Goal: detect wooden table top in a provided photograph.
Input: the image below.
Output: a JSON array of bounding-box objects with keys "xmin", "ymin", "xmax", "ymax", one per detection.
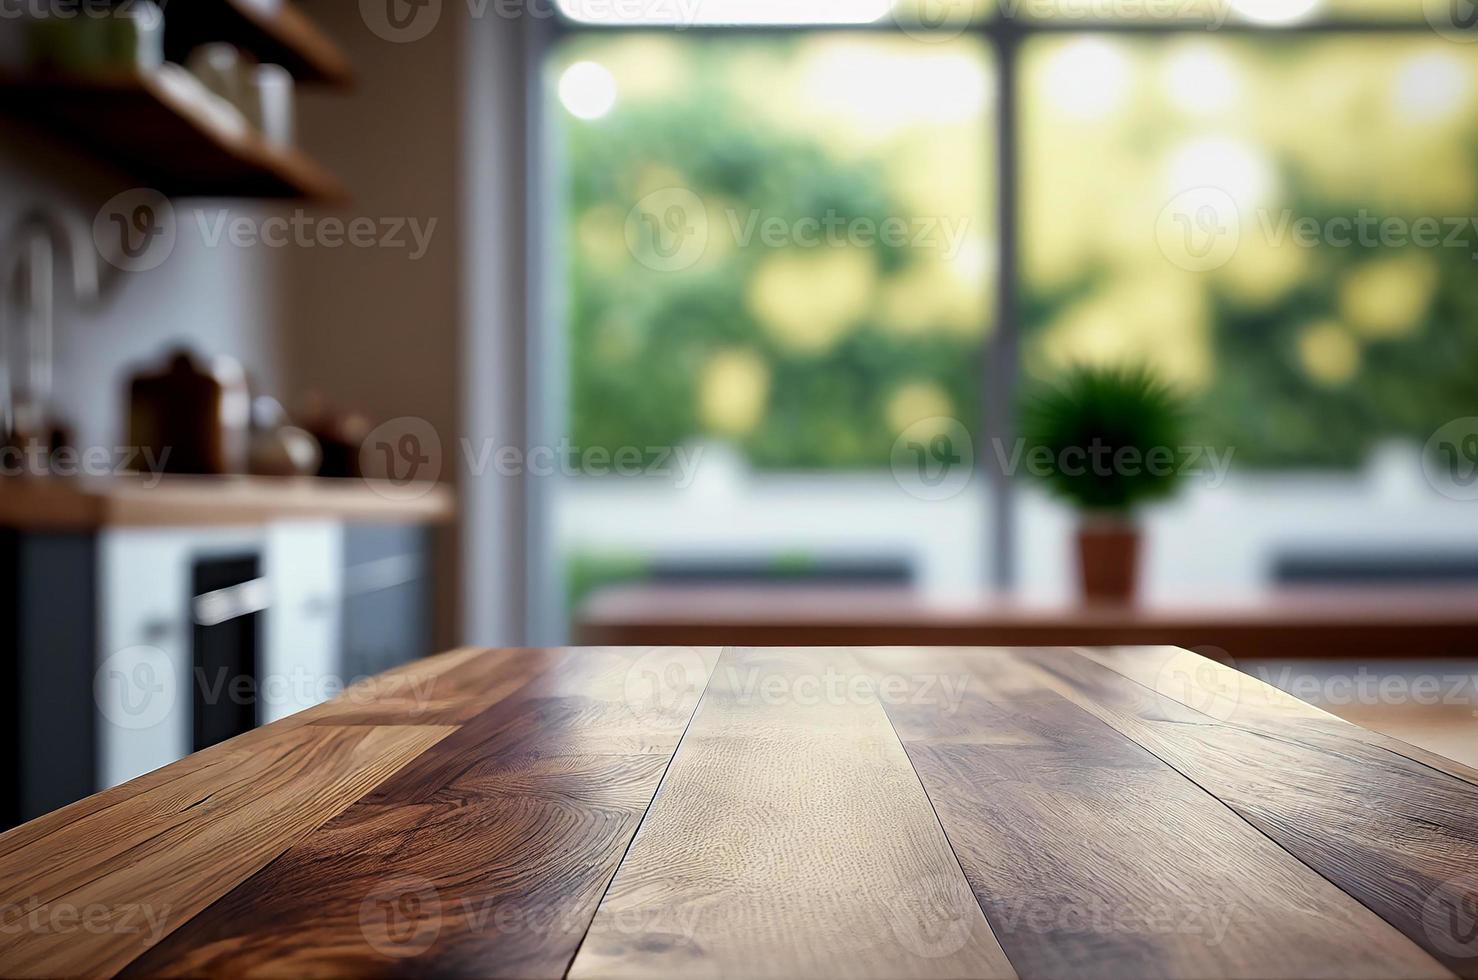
[{"xmin": 2, "ymin": 646, "xmax": 1477, "ymax": 979}]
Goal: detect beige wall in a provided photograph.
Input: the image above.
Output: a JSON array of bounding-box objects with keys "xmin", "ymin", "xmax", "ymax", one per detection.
[{"xmin": 278, "ymin": 3, "xmax": 465, "ymax": 647}]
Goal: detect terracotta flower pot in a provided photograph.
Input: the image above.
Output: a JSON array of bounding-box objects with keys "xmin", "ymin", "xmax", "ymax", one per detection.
[{"xmin": 1075, "ymin": 520, "xmax": 1141, "ymax": 603}]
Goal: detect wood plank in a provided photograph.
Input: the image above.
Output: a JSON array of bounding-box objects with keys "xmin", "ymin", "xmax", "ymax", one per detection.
[
  {"xmin": 0, "ymin": 646, "xmax": 503, "ymax": 866},
  {"xmin": 0, "ymin": 723, "xmax": 452, "ymax": 978},
  {"xmin": 300, "ymin": 645, "xmax": 552, "ymax": 726},
  {"xmin": 1077, "ymin": 646, "xmax": 1478, "ymax": 788},
  {"xmin": 569, "ymin": 647, "xmax": 1016, "ymax": 980},
  {"xmin": 1021, "ymin": 647, "xmax": 1478, "ymax": 979},
  {"xmin": 122, "ymin": 647, "xmax": 720, "ymax": 978},
  {"xmin": 859, "ymin": 648, "xmax": 1449, "ymax": 980}
]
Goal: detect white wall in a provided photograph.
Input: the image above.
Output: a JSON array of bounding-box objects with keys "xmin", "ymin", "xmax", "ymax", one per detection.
[{"xmin": 0, "ymin": 118, "xmax": 282, "ymax": 453}]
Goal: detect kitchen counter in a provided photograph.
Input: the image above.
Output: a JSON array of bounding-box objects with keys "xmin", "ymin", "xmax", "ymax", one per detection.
[
  {"xmin": 0, "ymin": 645, "xmax": 1475, "ymax": 978},
  {"xmin": 0, "ymin": 475, "xmax": 453, "ymax": 529}
]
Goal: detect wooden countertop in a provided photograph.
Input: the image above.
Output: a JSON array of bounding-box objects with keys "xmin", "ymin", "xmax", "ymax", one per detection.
[
  {"xmin": 1, "ymin": 645, "xmax": 1475, "ymax": 978},
  {"xmin": 576, "ymin": 585, "xmax": 1478, "ymax": 659},
  {"xmin": 0, "ymin": 475, "xmax": 453, "ymax": 529}
]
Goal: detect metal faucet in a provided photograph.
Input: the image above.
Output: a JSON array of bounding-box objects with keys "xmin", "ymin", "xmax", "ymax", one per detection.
[{"xmin": 0, "ymin": 207, "xmax": 101, "ymax": 441}]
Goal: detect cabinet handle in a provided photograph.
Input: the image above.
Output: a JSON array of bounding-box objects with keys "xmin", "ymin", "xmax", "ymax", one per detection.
[
  {"xmin": 193, "ymin": 578, "xmax": 270, "ymax": 627},
  {"xmin": 344, "ymin": 554, "xmax": 421, "ymax": 598},
  {"xmin": 138, "ymin": 618, "xmax": 177, "ymax": 645}
]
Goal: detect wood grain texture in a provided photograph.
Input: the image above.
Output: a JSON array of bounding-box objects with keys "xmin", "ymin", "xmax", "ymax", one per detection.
[
  {"xmin": 1078, "ymin": 646, "xmax": 1478, "ymax": 788},
  {"xmin": 123, "ymin": 647, "xmax": 719, "ymax": 978},
  {"xmin": 569, "ymin": 647, "xmax": 1017, "ymax": 980},
  {"xmin": 1021, "ymin": 647, "xmax": 1478, "ymax": 979},
  {"xmin": 858, "ymin": 648, "xmax": 1449, "ymax": 980},
  {"xmin": 2, "ymin": 645, "xmax": 1474, "ymax": 980},
  {"xmin": 0, "ymin": 723, "xmax": 453, "ymax": 977},
  {"xmin": 300, "ymin": 645, "xmax": 554, "ymax": 726},
  {"xmin": 0, "ymin": 645, "xmax": 515, "ymax": 867}
]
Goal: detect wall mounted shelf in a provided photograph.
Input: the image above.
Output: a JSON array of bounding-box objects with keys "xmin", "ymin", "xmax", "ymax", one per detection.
[
  {"xmin": 162, "ymin": 0, "xmax": 353, "ymax": 87},
  {"xmin": 0, "ymin": 71, "xmax": 347, "ymax": 201}
]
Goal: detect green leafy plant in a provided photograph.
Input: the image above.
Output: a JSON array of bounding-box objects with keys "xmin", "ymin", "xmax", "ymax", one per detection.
[{"xmin": 1018, "ymin": 364, "xmax": 1189, "ymax": 516}]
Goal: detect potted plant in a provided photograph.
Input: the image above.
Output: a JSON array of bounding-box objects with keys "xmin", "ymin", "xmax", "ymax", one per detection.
[{"xmin": 1019, "ymin": 364, "xmax": 1188, "ymax": 603}]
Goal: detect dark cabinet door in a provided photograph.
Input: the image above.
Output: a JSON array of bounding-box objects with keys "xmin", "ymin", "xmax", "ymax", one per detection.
[
  {"xmin": 2, "ymin": 530, "xmax": 97, "ymax": 828},
  {"xmin": 340, "ymin": 525, "xmax": 433, "ymax": 681},
  {"xmin": 191, "ymin": 554, "xmax": 263, "ymax": 752}
]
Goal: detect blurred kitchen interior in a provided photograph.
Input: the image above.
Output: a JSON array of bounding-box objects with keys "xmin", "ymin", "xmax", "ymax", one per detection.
[{"xmin": 2, "ymin": 0, "xmax": 1477, "ymax": 826}]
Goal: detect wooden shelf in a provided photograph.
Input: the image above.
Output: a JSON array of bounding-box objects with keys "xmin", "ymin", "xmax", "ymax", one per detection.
[
  {"xmin": 163, "ymin": 0, "xmax": 352, "ymax": 87},
  {"xmin": 0, "ymin": 71, "xmax": 346, "ymax": 201}
]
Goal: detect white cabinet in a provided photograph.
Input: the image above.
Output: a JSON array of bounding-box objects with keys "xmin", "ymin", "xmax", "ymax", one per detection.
[
  {"xmin": 261, "ymin": 521, "xmax": 343, "ymax": 723},
  {"xmin": 96, "ymin": 527, "xmax": 261, "ymax": 789}
]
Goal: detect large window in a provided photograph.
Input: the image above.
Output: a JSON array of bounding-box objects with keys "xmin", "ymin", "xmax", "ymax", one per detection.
[
  {"xmin": 541, "ymin": 3, "xmax": 1478, "ymax": 635},
  {"xmin": 1022, "ymin": 34, "xmax": 1478, "ymax": 468},
  {"xmin": 555, "ymin": 32, "xmax": 993, "ymax": 470}
]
